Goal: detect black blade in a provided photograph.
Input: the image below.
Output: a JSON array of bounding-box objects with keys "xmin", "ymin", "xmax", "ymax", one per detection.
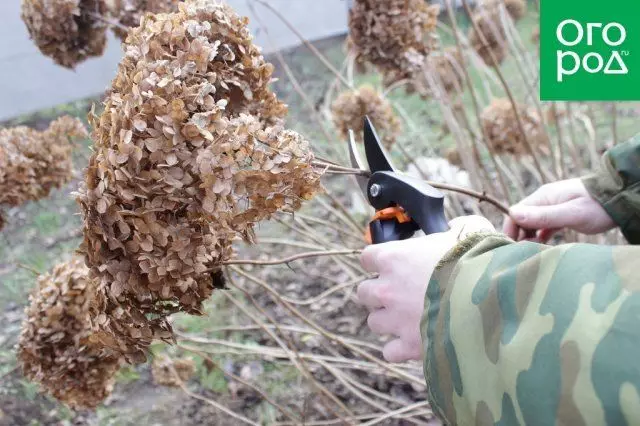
[{"xmin": 363, "ymin": 116, "xmax": 396, "ymax": 173}]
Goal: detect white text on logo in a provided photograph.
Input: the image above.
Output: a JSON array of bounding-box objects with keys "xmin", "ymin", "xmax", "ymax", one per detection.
[{"xmin": 556, "ymin": 19, "xmax": 629, "ymax": 82}]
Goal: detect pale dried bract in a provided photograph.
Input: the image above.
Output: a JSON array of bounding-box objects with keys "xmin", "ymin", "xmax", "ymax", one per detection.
[
  {"xmin": 152, "ymin": 355, "xmax": 196, "ymax": 386},
  {"xmin": 0, "ymin": 116, "xmax": 87, "ymax": 230},
  {"xmin": 21, "ymin": 0, "xmax": 109, "ymax": 68},
  {"xmin": 481, "ymin": 98, "xmax": 548, "ymax": 156},
  {"xmin": 331, "ymin": 85, "xmax": 401, "ymax": 149},
  {"xmin": 17, "ymin": 257, "xmax": 122, "ymax": 409},
  {"xmin": 347, "ymin": 0, "xmax": 440, "ymax": 88}
]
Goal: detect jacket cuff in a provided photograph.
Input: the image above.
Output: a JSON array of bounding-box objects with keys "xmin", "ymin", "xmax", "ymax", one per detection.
[{"xmin": 582, "ymin": 155, "xmax": 640, "ymax": 244}]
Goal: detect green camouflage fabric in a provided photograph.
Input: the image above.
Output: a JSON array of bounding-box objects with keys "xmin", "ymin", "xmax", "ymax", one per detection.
[
  {"xmin": 421, "ymin": 234, "xmax": 640, "ymax": 426},
  {"xmin": 583, "ymin": 134, "xmax": 640, "ymax": 244},
  {"xmin": 418, "ymin": 135, "xmax": 640, "ymax": 425}
]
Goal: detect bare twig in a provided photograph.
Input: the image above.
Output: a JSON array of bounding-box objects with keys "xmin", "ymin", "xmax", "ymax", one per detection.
[{"xmin": 222, "ymin": 249, "xmax": 360, "ymax": 266}]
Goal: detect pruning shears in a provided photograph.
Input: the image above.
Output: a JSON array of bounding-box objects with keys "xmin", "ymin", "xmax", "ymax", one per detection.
[{"xmin": 348, "ymin": 117, "xmax": 449, "ymax": 245}]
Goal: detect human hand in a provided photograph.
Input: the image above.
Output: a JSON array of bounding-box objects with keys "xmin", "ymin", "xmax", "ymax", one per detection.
[
  {"xmin": 503, "ymin": 178, "xmax": 615, "ymax": 243},
  {"xmin": 356, "ymin": 216, "xmax": 495, "ymax": 363}
]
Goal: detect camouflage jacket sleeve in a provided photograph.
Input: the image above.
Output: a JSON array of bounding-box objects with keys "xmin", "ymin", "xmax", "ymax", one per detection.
[
  {"xmin": 420, "ymin": 233, "xmax": 640, "ymax": 426},
  {"xmin": 582, "ymin": 134, "xmax": 640, "ymax": 244}
]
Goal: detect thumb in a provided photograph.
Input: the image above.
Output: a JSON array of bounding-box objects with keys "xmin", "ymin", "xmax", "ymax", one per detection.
[
  {"xmin": 382, "ymin": 339, "xmax": 421, "ymax": 363},
  {"xmin": 509, "ymin": 203, "xmax": 578, "ymax": 230}
]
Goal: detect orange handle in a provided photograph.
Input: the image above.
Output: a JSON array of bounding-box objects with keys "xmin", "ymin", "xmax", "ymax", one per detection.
[{"xmin": 364, "ymin": 207, "xmax": 411, "ymax": 244}]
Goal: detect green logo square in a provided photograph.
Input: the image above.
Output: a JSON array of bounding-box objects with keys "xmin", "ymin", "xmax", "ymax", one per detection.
[{"xmin": 540, "ymin": 0, "xmax": 640, "ymax": 101}]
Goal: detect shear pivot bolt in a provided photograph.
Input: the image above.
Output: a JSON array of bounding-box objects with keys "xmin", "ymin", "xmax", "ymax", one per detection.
[{"xmin": 369, "ymin": 184, "xmax": 381, "ymax": 198}]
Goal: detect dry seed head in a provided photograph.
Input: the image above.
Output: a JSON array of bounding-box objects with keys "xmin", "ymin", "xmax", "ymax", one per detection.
[
  {"xmin": 106, "ymin": 0, "xmax": 181, "ymax": 40},
  {"xmin": 468, "ymin": 11, "xmax": 508, "ymax": 66},
  {"xmin": 78, "ymin": 0, "xmax": 322, "ymax": 325},
  {"xmin": 347, "ymin": 0, "xmax": 440, "ymax": 87},
  {"xmin": 18, "ymin": 257, "xmax": 122, "ymax": 409},
  {"xmin": 481, "ymin": 98, "xmax": 548, "ymax": 156},
  {"xmin": 419, "ymin": 47, "xmax": 465, "ymax": 97},
  {"xmin": 444, "ymin": 147, "xmax": 463, "ymax": 167},
  {"xmin": 152, "ymin": 355, "xmax": 196, "ymax": 386},
  {"xmin": 331, "ymin": 85, "xmax": 401, "ymax": 149},
  {"xmin": 478, "ymin": 0, "xmax": 527, "ymax": 22},
  {"xmin": 21, "ymin": 0, "xmax": 109, "ymax": 68},
  {"xmin": 0, "ymin": 116, "xmax": 87, "ymax": 229},
  {"xmin": 531, "ymin": 26, "xmax": 540, "ymax": 46}
]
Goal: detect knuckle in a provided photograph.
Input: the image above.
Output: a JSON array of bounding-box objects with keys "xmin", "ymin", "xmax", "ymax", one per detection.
[{"xmin": 373, "ymin": 283, "xmax": 391, "ymax": 306}]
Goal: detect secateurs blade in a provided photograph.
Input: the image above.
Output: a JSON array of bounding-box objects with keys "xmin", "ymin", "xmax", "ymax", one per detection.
[{"xmin": 348, "ymin": 116, "xmax": 449, "ymax": 244}]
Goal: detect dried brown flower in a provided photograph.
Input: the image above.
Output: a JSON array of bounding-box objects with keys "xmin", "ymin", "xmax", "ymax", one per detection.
[
  {"xmin": 331, "ymin": 85, "xmax": 402, "ymax": 149},
  {"xmin": 348, "ymin": 0, "xmax": 440, "ymax": 87},
  {"xmin": 152, "ymin": 355, "xmax": 196, "ymax": 386},
  {"xmin": 478, "ymin": 0, "xmax": 527, "ymax": 22},
  {"xmin": 481, "ymin": 98, "xmax": 548, "ymax": 156},
  {"xmin": 420, "ymin": 47, "xmax": 465, "ymax": 96},
  {"xmin": 21, "ymin": 0, "xmax": 109, "ymax": 69},
  {"xmin": 531, "ymin": 25, "xmax": 540, "ymax": 45},
  {"xmin": 77, "ymin": 0, "xmax": 322, "ymax": 334},
  {"xmin": 468, "ymin": 11, "xmax": 508, "ymax": 66},
  {"xmin": 18, "ymin": 257, "xmax": 122, "ymax": 409},
  {"xmin": 444, "ymin": 147, "xmax": 462, "ymax": 167},
  {"xmin": 0, "ymin": 116, "xmax": 87, "ymax": 229},
  {"xmin": 106, "ymin": 0, "xmax": 181, "ymax": 40}
]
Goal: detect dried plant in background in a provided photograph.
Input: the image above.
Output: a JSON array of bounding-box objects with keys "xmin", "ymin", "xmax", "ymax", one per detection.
[
  {"xmin": 0, "ymin": 116, "xmax": 87, "ymax": 230},
  {"xmin": 21, "ymin": 0, "xmax": 109, "ymax": 68},
  {"xmin": 331, "ymin": 85, "xmax": 402, "ymax": 148},
  {"xmin": 347, "ymin": 0, "xmax": 440, "ymax": 88},
  {"xmin": 445, "ymin": 147, "xmax": 463, "ymax": 167},
  {"xmin": 531, "ymin": 25, "xmax": 540, "ymax": 46},
  {"xmin": 151, "ymin": 355, "xmax": 196, "ymax": 386},
  {"xmin": 481, "ymin": 98, "xmax": 548, "ymax": 156},
  {"xmin": 422, "ymin": 47, "xmax": 465, "ymax": 96},
  {"xmin": 468, "ymin": 10, "xmax": 508, "ymax": 65},
  {"xmin": 106, "ymin": 0, "xmax": 181, "ymax": 40},
  {"xmin": 478, "ymin": 0, "xmax": 526, "ymax": 22},
  {"xmin": 17, "ymin": 257, "xmax": 123, "ymax": 409}
]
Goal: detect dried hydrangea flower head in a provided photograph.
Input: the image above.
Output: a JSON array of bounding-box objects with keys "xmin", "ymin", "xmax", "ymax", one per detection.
[
  {"xmin": 445, "ymin": 147, "xmax": 463, "ymax": 167},
  {"xmin": 331, "ymin": 85, "xmax": 402, "ymax": 149},
  {"xmin": 106, "ymin": 0, "xmax": 180, "ymax": 40},
  {"xmin": 0, "ymin": 116, "xmax": 87, "ymax": 229},
  {"xmin": 18, "ymin": 257, "xmax": 122, "ymax": 409},
  {"xmin": 21, "ymin": 0, "xmax": 109, "ymax": 68},
  {"xmin": 477, "ymin": 0, "xmax": 527, "ymax": 22},
  {"xmin": 348, "ymin": 0, "xmax": 440, "ymax": 88},
  {"xmin": 531, "ymin": 25, "xmax": 540, "ymax": 46},
  {"xmin": 468, "ymin": 10, "xmax": 508, "ymax": 66},
  {"xmin": 152, "ymin": 355, "xmax": 196, "ymax": 386},
  {"xmin": 419, "ymin": 47, "xmax": 464, "ymax": 97},
  {"xmin": 78, "ymin": 0, "xmax": 322, "ymax": 324},
  {"xmin": 481, "ymin": 98, "xmax": 548, "ymax": 156}
]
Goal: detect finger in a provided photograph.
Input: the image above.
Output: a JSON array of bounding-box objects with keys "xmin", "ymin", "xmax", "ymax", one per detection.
[
  {"xmin": 509, "ymin": 202, "xmax": 580, "ymax": 230},
  {"xmin": 382, "ymin": 339, "xmax": 421, "ymax": 363},
  {"xmin": 367, "ymin": 309, "xmax": 396, "ymax": 335},
  {"xmin": 360, "ymin": 245, "xmax": 382, "ymax": 273},
  {"xmin": 502, "ymin": 215, "xmax": 520, "ymax": 240},
  {"xmin": 356, "ymin": 279, "xmax": 386, "ymax": 310}
]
